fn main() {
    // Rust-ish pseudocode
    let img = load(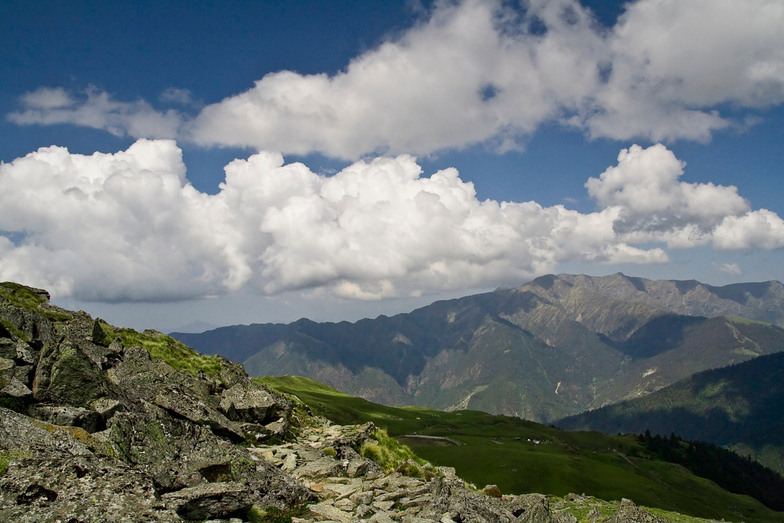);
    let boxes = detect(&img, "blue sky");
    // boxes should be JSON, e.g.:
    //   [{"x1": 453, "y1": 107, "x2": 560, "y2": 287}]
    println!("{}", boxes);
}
[{"x1": 1, "y1": 0, "x2": 783, "y2": 332}]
